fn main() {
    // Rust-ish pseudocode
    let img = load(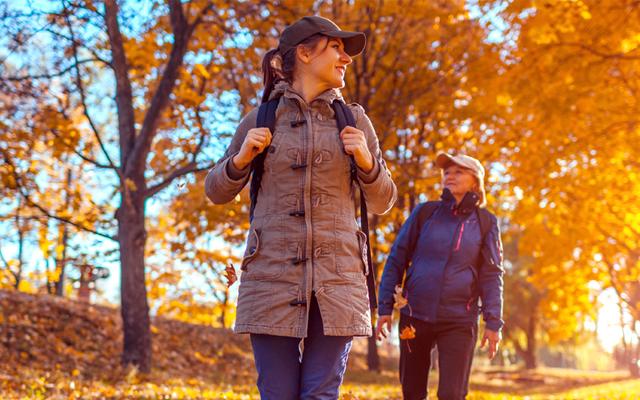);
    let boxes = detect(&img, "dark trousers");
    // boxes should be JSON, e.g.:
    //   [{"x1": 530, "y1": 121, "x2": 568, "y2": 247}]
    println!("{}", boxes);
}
[
  {"x1": 250, "y1": 294, "x2": 353, "y2": 400},
  {"x1": 399, "y1": 313, "x2": 477, "y2": 400}
]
